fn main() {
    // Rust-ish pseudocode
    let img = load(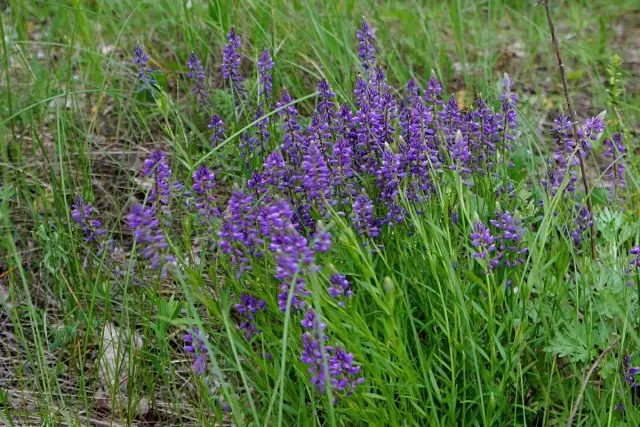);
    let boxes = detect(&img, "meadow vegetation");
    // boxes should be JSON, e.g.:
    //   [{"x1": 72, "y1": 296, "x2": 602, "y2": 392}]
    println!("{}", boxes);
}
[{"x1": 1, "y1": 0, "x2": 640, "y2": 425}]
